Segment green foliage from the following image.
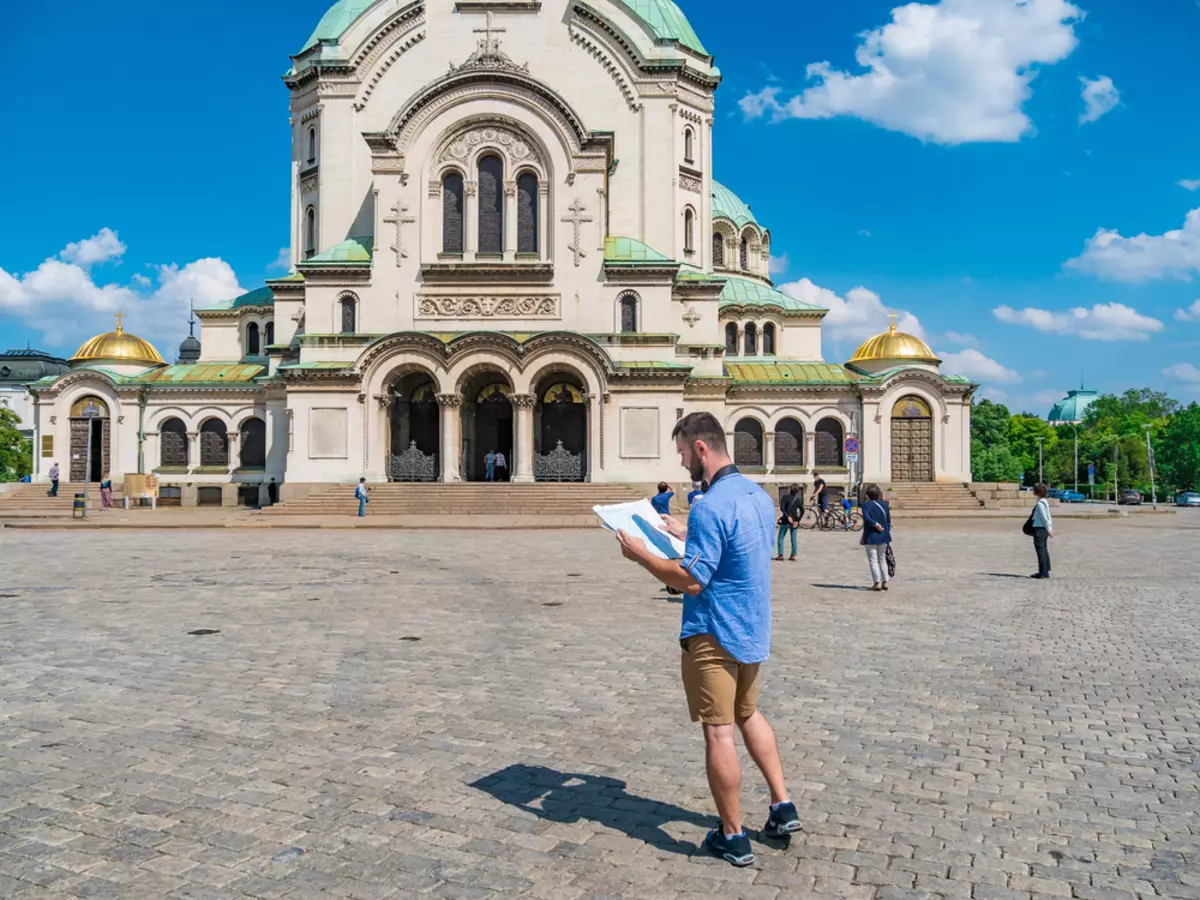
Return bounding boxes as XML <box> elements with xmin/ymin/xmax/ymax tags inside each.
<box><xmin>1158</xmin><ymin>403</ymin><xmax>1200</xmax><ymax>492</ymax></box>
<box><xmin>0</xmin><ymin>408</ymin><xmax>31</xmax><ymax>483</ymax></box>
<box><xmin>972</xmin><ymin>444</ymin><xmax>1024</xmax><ymax>483</ymax></box>
<box><xmin>1007</xmin><ymin>414</ymin><xmax>1058</xmax><ymax>482</ymax></box>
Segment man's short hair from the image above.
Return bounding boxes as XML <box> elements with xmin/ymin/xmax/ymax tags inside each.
<box><xmin>790</xmin><ymin>483</ymin><xmax>800</xmax><ymax>494</ymax></box>
<box><xmin>671</xmin><ymin>412</ymin><xmax>727</xmax><ymax>453</ymax></box>
<box><xmin>866</xmin><ymin>484</ymin><xmax>882</xmax><ymax>501</ymax></box>
<box><xmin>813</xmin><ymin>471</ymin><xmax>821</xmax><ymax>478</ymax></box>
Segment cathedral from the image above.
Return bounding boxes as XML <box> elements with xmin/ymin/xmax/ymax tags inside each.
<box><xmin>27</xmin><ymin>0</ymin><xmax>974</xmax><ymax>504</ymax></box>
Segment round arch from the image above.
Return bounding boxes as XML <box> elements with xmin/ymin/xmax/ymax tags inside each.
<box><xmin>733</xmin><ymin>416</ymin><xmax>766</xmax><ymax>468</ymax></box>
<box><xmin>773</xmin><ymin>417</ymin><xmax>805</xmax><ymax>468</ymax></box>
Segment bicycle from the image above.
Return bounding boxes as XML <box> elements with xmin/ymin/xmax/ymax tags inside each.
<box><xmin>821</xmin><ymin>509</ymin><xmax>864</xmax><ymax>532</ymax></box>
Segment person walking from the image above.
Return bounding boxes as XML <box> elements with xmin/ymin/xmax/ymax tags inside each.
<box><xmin>99</xmin><ymin>474</ymin><xmax>113</xmax><ymax>510</ymax></box>
<box><xmin>1030</xmin><ymin>483</ymin><xmax>1054</xmax><ymax>579</ymax></box>
<box><xmin>494</xmin><ymin>450</ymin><xmax>507</xmax><ymax>482</ymax></box>
<box><xmin>651</xmin><ymin>482</ymin><xmax>674</xmax><ymax>516</ymax></box>
<box><xmin>355</xmin><ymin>478</ymin><xmax>369</xmax><ymax>517</ymax></box>
<box><xmin>48</xmin><ymin>462</ymin><xmax>60</xmax><ymax>498</ymax></box>
<box><xmin>616</xmin><ymin>411</ymin><xmax>801</xmax><ymax>867</ymax></box>
<box><xmin>775</xmin><ymin>484</ymin><xmax>801</xmax><ymax>561</ymax></box>
<box><xmin>860</xmin><ymin>484</ymin><xmax>892</xmax><ymax>591</ymax></box>
<box><xmin>485</xmin><ymin>449</ymin><xmax>497</xmax><ymax>483</ymax></box>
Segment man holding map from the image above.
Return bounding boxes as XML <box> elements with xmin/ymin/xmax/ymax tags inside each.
<box><xmin>614</xmin><ymin>411</ymin><xmax>801</xmax><ymax>866</ymax></box>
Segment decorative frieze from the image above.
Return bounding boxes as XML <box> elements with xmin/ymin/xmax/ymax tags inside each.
<box><xmin>416</xmin><ymin>295</ymin><xmax>560</xmax><ymax>318</ymax></box>
<box><xmin>440</xmin><ymin>125</ymin><xmax>542</xmax><ymax>167</ymax></box>
<box><xmin>679</xmin><ymin>173</ymin><xmax>702</xmax><ymax>194</ymax></box>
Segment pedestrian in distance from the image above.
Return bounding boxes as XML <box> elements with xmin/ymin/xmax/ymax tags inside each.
<box><xmin>1029</xmin><ymin>483</ymin><xmax>1054</xmax><ymax>579</ymax></box>
<box><xmin>614</xmin><ymin>411</ymin><xmax>802</xmax><ymax>867</ymax></box>
<box><xmin>860</xmin><ymin>484</ymin><xmax>892</xmax><ymax>591</ymax></box>
<box><xmin>494</xmin><ymin>450</ymin><xmax>507</xmax><ymax>482</ymax></box>
<box><xmin>48</xmin><ymin>462</ymin><xmax>60</xmax><ymax>497</ymax></box>
<box><xmin>775</xmin><ymin>484</ymin><xmax>801</xmax><ymax>561</ymax></box>
<box><xmin>651</xmin><ymin>482</ymin><xmax>674</xmax><ymax>516</ymax></box>
<box><xmin>99</xmin><ymin>474</ymin><xmax>113</xmax><ymax>510</ymax></box>
<box><xmin>485</xmin><ymin>449</ymin><xmax>497</xmax><ymax>483</ymax></box>
<box><xmin>840</xmin><ymin>492</ymin><xmax>853</xmax><ymax>530</ymax></box>
<box><xmin>355</xmin><ymin>478</ymin><xmax>369</xmax><ymax>517</ymax></box>
<box><xmin>812</xmin><ymin>470</ymin><xmax>827</xmax><ymax>513</ymax></box>
<box><xmin>687</xmin><ymin>481</ymin><xmax>704</xmax><ymax>506</ymax></box>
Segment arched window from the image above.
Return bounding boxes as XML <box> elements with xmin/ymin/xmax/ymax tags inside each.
<box><xmin>246</xmin><ymin>323</ymin><xmax>260</xmax><ymax>358</ymax></box>
<box><xmin>304</xmin><ymin>207</ymin><xmax>316</xmax><ymax>260</ymax></box>
<box><xmin>774</xmin><ymin>418</ymin><xmax>804</xmax><ymax>467</ymax></box>
<box><xmin>199</xmin><ymin>419</ymin><xmax>229</xmax><ymax>468</ymax></box>
<box><xmin>733</xmin><ymin>418</ymin><xmax>764</xmax><ymax>467</ymax></box>
<box><xmin>264</xmin><ymin>321</ymin><xmax>275</xmax><ymax>348</ymax></box>
<box><xmin>684</xmin><ymin>209</ymin><xmax>695</xmax><ymax>254</ymax></box>
<box><xmin>340</xmin><ymin>294</ymin><xmax>357</xmax><ymax>334</ymax></box>
<box><xmin>239</xmin><ymin>418</ymin><xmax>266</xmax><ymax>469</ymax></box>
<box><xmin>477</xmin><ymin>154</ymin><xmax>503</xmax><ymax>255</ymax></box>
<box><xmin>442</xmin><ymin>172</ymin><xmax>464</xmax><ymax>254</ymax></box>
<box><xmin>744</xmin><ymin>322</ymin><xmax>757</xmax><ymax>356</ymax></box>
<box><xmin>619</xmin><ymin>292</ymin><xmax>638</xmax><ymax>333</ymax></box>
<box><xmin>684</xmin><ymin>127</ymin><xmax>695</xmax><ymax>163</ymax></box>
<box><xmin>712</xmin><ymin>232</ymin><xmax>725</xmax><ymax>268</ymax></box>
<box><xmin>815</xmin><ymin>417</ymin><xmax>844</xmax><ymax>467</ymax></box>
<box><xmin>307</xmin><ymin>127</ymin><xmax>317</xmax><ymax>164</ymax></box>
<box><xmin>160</xmin><ymin>418</ymin><xmax>188</xmax><ymax>469</ymax></box>
<box><xmin>763</xmin><ymin>323</ymin><xmax>776</xmax><ymax>356</ymax></box>
<box><xmin>740</xmin><ymin>235</ymin><xmax>749</xmax><ymax>270</ymax></box>
<box><xmin>517</xmin><ymin>172</ymin><xmax>539</xmax><ymax>254</ymax></box>
<box><xmin>725</xmin><ymin>322</ymin><xmax>738</xmax><ymax>356</ymax></box>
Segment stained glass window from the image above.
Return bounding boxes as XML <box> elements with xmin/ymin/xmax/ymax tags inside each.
<box><xmin>517</xmin><ymin>173</ymin><xmax>538</xmax><ymax>254</ymax></box>
<box><xmin>246</xmin><ymin>323</ymin><xmax>260</xmax><ymax>357</ymax></box>
<box><xmin>340</xmin><ymin>295</ymin><xmax>357</xmax><ymax>334</ymax></box>
<box><xmin>442</xmin><ymin>173</ymin><xmax>464</xmax><ymax>253</ymax></box>
<box><xmin>477</xmin><ymin>155</ymin><xmax>503</xmax><ymax>254</ymax></box>
<box><xmin>619</xmin><ymin>293</ymin><xmax>638</xmax><ymax>333</ymax></box>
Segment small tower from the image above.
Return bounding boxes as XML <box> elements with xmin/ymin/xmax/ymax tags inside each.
<box><xmin>177</xmin><ymin>300</ymin><xmax>201</xmax><ymax>364</ymax></box>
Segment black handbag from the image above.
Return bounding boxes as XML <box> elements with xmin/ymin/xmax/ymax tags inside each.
<box><xmin>1023</xmin><ymin>500</ymin><xmax>1040</xmax><ymax>536</ymax></box>
<box><xmin>885</xmin><ymin>543</ymin><xmax>896</xmax><ymax>577</ymax></box>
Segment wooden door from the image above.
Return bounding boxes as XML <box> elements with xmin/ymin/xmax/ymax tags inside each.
<box><xmin>891</xmin><ymin>417</ymin><xmax>933</xmax><ymax>482</ymax></box>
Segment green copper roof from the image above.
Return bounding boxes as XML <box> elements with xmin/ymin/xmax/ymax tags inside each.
<box><xmin>616</xmin><ymin>0</ymin><xmax>708</xmax><ymax>56</ymax></box>
<box><xmin>712</xmin><ymin>181</ymin><xmax>758</xmax><ymax>229</ymax></box>
<box><xmin>197</xmin><ymin>286</ymin><xmax>274</xmax><ymax>311</ymax></box>
<box><xmin>1048</xmin><ymin>389</ymin><xmax>1099</xmax><ymax>424</ymax></box>
<box><xmin>278</xmin><ymin>361</ymin><xmax>356</xmax><ymax>371</ymax></box>
<box><xmin>304</xmin><ymin>236</ymin><xmax>374</xmax><ymax>265</ymax></box>
<box><xmin>604</xmin><ymin>236</ymin><xmax>672</xmax><ymax>263</ymax></box>
<box><xmin>136</xmin><ymin>364</ymin><xmax>266</xmax><ymax>384</ymax></box>
<box><xmin>300</xmin><ymin>0</ymin><xmax>378</xmax><ymax>53</ymax></box>
<box><xmin>725</xmin><ymin>362</ymin><xmax>864</xmax><ymax>385</ymax></box>
<box><xmin>720</xmin><ymin>276</ymin><xmax>825</xmax><ymax>313</ymax></box>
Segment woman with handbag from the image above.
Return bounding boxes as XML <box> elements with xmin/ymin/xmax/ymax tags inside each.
<box><xmin>860</xmin><ymin>484</ymin><xmax>893</xmax><ymax>591</ymax></box>
<box><xmin>1027</xmin><ymin>483</ymin><xmax>1054</xmax><ymax>579</ymax></box>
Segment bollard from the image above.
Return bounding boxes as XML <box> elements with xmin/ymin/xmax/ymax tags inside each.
<box><xmin>72</xmin><ymin>493</ymin><xmax>87</xmax><ymax>519</ymax></box>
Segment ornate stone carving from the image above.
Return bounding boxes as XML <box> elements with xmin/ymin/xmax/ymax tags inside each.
<box><xmin>509</xmin><ymin>392</ymin><xmax>536</xmax><ymax>410</ymax></box>
<box><xmin>503</xmin><ymin>179</ymin><xmax>517</xmax><ymax>198</ymax></box>
<box><xmin>428</xmin><ymin>180</ymin><xmax>442</xmax><ymax>198</ymax></box>
<box><xmin>561</xmin><ymin>198</ymin><xmax>593</xmax><ymax>267</ymax></box>
<box><xmin>376</xmin><ymin>394</ymin><xmax>392</xmax><ymax>409</ymax></box>
<box><xmin>682</xmin><ymin>305</ymin><xmax>701</xmax><ymax>328</ymax></box>
<box><xmin>435</xmin><ymin>392</ymin><xmax>463</xmax><ymax>409</ymax></box>
<box><xmin>383</xmin><ymin>199</ymin><xmax>416</xmax><ymax>266</ymax></box>
<box><xmin>417</xmin><ymin>296</ymin><xmax>559</xmax><ymax>318</ymax></box>
<box><xmin>300</xmin><ymin>175</ymin><xmax>318</xmax><ymax>194</ymax></box>
<box><xmin>440</xmin><ymin>125</ymin><xmax>541</xmax><ymax>167</ymax></box>
<box><xmin>679</xmin><ymin>173</ymin><xmax>702</xmax><ymax>194</ymax></box>
<box><xmin>291</xmin><ymin>307</ymin><xmax>306</xmax><ymax>327</ymax></box>
<box><xmin>465</xmin><ymin>180</ymin><xmax>478</xmax><ymax>197</ymax></box>
<box><xmin>450</xmin><ymin>11</ymin><xmax>528</xmax><ymax>73</ymax></box>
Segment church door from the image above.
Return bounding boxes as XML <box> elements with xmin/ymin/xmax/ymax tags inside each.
<box><xmin>535</xmin><ymin>382</ymin><xmax>586</xmax><ymax>482</ymax></box>
<box><xmin>465</xmin><ymin>382</ymin><xmax>513</xmax><ymax>481</ymax></box>
<box><xmin>891</xmin><ymin>395</ymin><xmax>934</xmax><ymax>482</ymax></box>
<box><xmin>388</xmin><ymin>379</ymin><xmax>440</xmax><ymax>481</ymax></box>
<box><xmin>68</xmin><ymin>397</ymin><xmax>111</xmax><ymax>482</ymax></box>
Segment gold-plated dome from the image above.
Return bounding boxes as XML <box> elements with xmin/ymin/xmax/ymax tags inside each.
<box><xmin>71</xmin><ymin>313</ymin><xmax>165</xmax><ymax>367</ymax></box>
<box><xmin>848</xmin><ymin>316</ymin><xmax>940</xmax><ymax>365</ymax></box>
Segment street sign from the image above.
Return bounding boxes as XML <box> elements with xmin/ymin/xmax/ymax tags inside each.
<box><xmin>1087</xmin><ymin>463</ymin><xmax>1095</xmax><ymax>486</ymax></box>
<box><xmin>846</xmin><ymin>452</ymin><xmax>860</xmax><ymax>464</ymax></box>
<box><xmin>844</xmin><ymin>436</ymin><xmax>860</xmax><ymax>455</ymax></box>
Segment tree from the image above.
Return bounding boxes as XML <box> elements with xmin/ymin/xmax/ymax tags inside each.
<box><xmin>0</xmin><ymin>408</ymin><xmax>31</xmax><ymax>482</ymax></box>
<box><xmin>972</xmin><ymin>445</ymin><xmax>1024</xmax><ymax>483</ymax></box>
<box><xmin>970</xmin><ymin>399</ymin><xmax>1021</xmax><ymax>482</ymax></box>
<box><xmin>1158</xmin><ymin>403</ymin><xmax>1200</xmax><ymax>492</ymax></box>
<box><xmin>1007</xmin><ymin>414</ymin><xmax>1058</xmax><ymax>483</ymax></box>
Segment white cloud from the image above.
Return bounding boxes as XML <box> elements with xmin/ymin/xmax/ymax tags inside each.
<box><xmin>993</xmin><ymin>302</ymin><xmax>1164</xmax><ymax>341</ymax></box>
<box><xmin>268</xmin><ymin>247</ymin><xmax>291</xmax><ymax>271</ymax></box>
<box><xmin>0</xmin><ymin>230</ymin><xmax>243</xmax><ymax>349</ymax></box>
<box><xmin>980</xmin><ymin>387</ymin><xmax>1009</xmax><ymax>402</ymax></box>
<box><xmin>1078</xmin><ymin>75</ymin><xmax>1119</xmax><ymax>125</ymax></box>
<box><xmin>1066</xmin><ymin>208</ymin><xmax>1200</xmax><ymax>282</ymax></box>
<box><xmin>1163</xmin><ymin>362</ymin><xmax>1200</xmax><ymax>384</ymax></box>
<box><xmin>1179</xmin><ymin>179</ymin><xmax>1200</xmax><ymax>192</ymax></box>
<box><xmin>943</xmin><ymin>331</ymin><xmax>980</xmax><ymax>347</ymax></box>
<box><xmin>59</xmin><ymin>228</ymin><xmax>127</xmax><ymax>267</ymax></box>
<box><xmin>938</xmin><ymin>348</ymin><xmax>1022</xmax><ymax>383</ymax></box>
<box><xmin>1175</xmin><ymin>299</ymin><xmax>1200</xmax><ymax>321</ymax></box>
<box><xmin>739</xmin><ymin>0</ymin><xmax>1084</xmax><ymax>145</ymax></box>
<box><xmin>778</xmin><ymin>277</ymin><xmax>925</xmax><ymax>346</ymax></box>
<box><xmin>857</xmin><ymin>229</ymin><xmax>872</xmax><ymax>238</ymax></box>
<box><xmin>768</xmin><ymin>253</ymin><xmax>790</xmax><ymax>276</ymax></box>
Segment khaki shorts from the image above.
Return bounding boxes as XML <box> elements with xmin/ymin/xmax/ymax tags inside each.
<box><xmin>680</xmin><ymin>634</ymin><xmax>761</xmax><ymax>725</ymax></box>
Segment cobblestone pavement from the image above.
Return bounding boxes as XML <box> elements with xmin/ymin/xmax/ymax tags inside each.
<box><xmin>1</xmin><ymin>517</ymin><xmax>1197</xmax><ymax>900</ymax></box>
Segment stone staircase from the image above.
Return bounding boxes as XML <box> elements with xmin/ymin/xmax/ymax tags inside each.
<box><xmin>0</xmin><ymin>483</ymin><xmax>122</xmax><ymax>516</ymax></box>
<box><xmin>884</xmin><ymin>483</ymin><xmax>984</xmax><ymax>511</ymax></box>
<box><xmin>262</xmin><ymin>482</ymin><xmax>646</xmax><ymax>516</ymax></box>
<box><xmin>969</xmin><ymin>483</ymin><xmax>1060</xmax><ymax>510</ymax></box>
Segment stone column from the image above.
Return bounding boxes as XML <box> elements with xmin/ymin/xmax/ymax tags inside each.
<box><xmin>436</xmin><ymin>393</ymin><xmax>462</xmax><ymax>482</ymax></box>
<box><xmin>805</xmin><ymin>431</ymin><xmax>816</xmax><ymax>470</ymax></box>
<box><xmin>464</xmin><ymin>181</ymin><xmax>477</xmax><ymax>262</ymax></box>
<box><xmin>538</xmin><ymin>184</ymin><xmax>550</xmax><ymax>261</ymax></box>
<box><xmin>187</xmin><ymin>432</ymin><xmax>199</xmax><ymax>470</ymax></box>
<box><xmin>144</xmin><ymin>431</ymin><xmax>159</xmax><ymax>471</ymax></box>
<box><xmin>510</xmin><ymin>393</ymin><xmax>536</xmax><ymax>483</ymax></box>
<box><xmin>764</xmin><ymin>431</ymin><xmax>775</xmax><ymax>472</ymax></box>
<box><xmin>503</xmin><ymin>180</ymin><xmax>517</xmax><ymax>262</ymax></box>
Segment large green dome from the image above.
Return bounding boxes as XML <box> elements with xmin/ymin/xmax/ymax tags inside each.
<box><xmin>712</xmin><ymin>181</ymin><xmax>759</xmax><ymax>230</ymax></box>
<box><xmin>299</xmin><ymin>0</ymin><xmax>708</xmax><ymax>56</ymax></box>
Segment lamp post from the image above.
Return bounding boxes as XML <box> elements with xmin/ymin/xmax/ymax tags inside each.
<box><xmin>1145</xmin><ymin>424</ymin><xmax>1157</xmax><ymax>510</ymax></box>
<box><xmin>1036</xmin><ymin>436</ymin><xmax>1045</xmax><ymax>485</ymax></box>
<box><xmin>1072</xmin><ymin>423</ymin><xmax>1079</xmax><ymax>494</ymax></box>
<box><xmin>81</xmin><ymin>401</ymin><xmax>101</xmax><ymax>518</ymax></box>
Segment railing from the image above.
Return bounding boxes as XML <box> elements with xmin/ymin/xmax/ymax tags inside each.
<box><xmin>534</xmin><ymin>440</ymin><xmax>584</xmax><ymax>482</ymax></box>
<box><xmin>389</xmin><ymin>441</ymin><xmax>438</xmax><ymax>482</ymax></box>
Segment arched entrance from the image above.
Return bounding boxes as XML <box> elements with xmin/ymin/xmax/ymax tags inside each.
<box><xmin>534</xmin><ymin>376</ymin><xmax>587</xmax><ymax>481</ymax></box>
<box><xmin>387</xmin><ymin>372</ymin><xmax>440</xmax><ymax>481</ymax></box>
<box><xmin>891</xmin><ymin>395</ymin><xmax>934</xmax><ymax>482</ymax></box>
<box><xmin>461</xmin><ymin>372</ymin><xmax>513</xmax><ymax>481</ymax></box>
<box><xmin>69</xmin><ymin>396</ymin><xmax>111</xmax><ymax>482</ymax></box>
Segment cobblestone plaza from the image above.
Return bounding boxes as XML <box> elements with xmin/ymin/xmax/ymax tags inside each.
<box><xmin>1</xmin><ymin>518</ymin><xmax>1197</xmax><ymax>899</ymax></box>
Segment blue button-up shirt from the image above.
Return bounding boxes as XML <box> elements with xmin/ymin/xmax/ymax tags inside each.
<box><xmin>679</xmin><ymin>469</ymin><xmax>775</xmax><ymax>663</ymax></box>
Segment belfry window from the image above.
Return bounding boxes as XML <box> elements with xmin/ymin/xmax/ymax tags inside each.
<box><xmin>744</xmin><ymin>322</ymin><xmax>757</xmax><ymax>356</ymax></box>
<box><xmin>740</xmin><ymin>235</ymin><xmax>749</xmax><ymax>271</ymax></box>
<box><xmin>517</xmin><ymin>172</ymin><xmax>539</xmax><ymax>254</ymax></box>
<box><xmin>442</xmin><ymin>172</ymin><xmax>464</xmax><ymax>254</ymax></box>
<box><xmin>684</xmin><ymin>127</ymin><xmax>695</xmax><ymax>163</ymax></box>
<box><xmin>477</xmin><ymin>154</ymin><xmax>503</xmax><ymax>255</ymax></box>
<box><xmin>619</xmin><ymin>292</ymin><xmax>639</xmax><ymax>333</ymax></box>
<box><xmin>684</xmin><ymin>209</ymin><xmax>695</xmax><ymax>255</ymax></box>
<box><xmin>763</xmin><ymin>323</ymin><xmax>776</xmax><ymax>356</ymax></box>
<box><xmin>264</xmin><ymin>321</ymin><xmax>275</xmax><ymax>348</ymax></box>
<box><xmin>246</xmin><ymin>323</ymin><xmax>261</xmax><ymax>357</ymax></box>
<box><xmin>307</xmin><ymin>127</ymin><xmax>317</xmax><ymax>164</ymax></box>
<box><xmin>713</xmin><ymin>232</ymin><xmax>724</xmax><ymax>268</ymax></box>
<box><xmin>304</xmin><ymin>207</ymin><xmax>316</xmax><ymax>260</ymax></box>
<box><xmin>725</xmin><ymin>322</ymin><xmax>738</xmax><ymax>356</ymax></box>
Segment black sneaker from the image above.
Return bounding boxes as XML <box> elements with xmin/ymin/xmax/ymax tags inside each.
<box><xmin>704</xmin><ymin>827</ymin><xmax>755</xmax><ymax>866</ymax></box>
<box><xmin>762</xmin><ymin>801</ymin><xmax>802</xmax><ymax>838</ymax></box>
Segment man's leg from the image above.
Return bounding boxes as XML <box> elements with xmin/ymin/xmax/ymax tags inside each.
<box><xmin>736</xmin><ymin>711</ymin><xmax>789</xmax><ymax>805</ymax></box>
<box><xmin>775</xmin><ymin>525</ymin><xmax>785</xmax><ymax>558</ymax></box>
<box><xmin>702</xmin><ymin>724</ymin><xmax>743</xmax><ymax>834</ymax></box>
<box><xmin>789</xmin><ymin>525</ymin><xmax>798</xmax><ymax>558</ymax></box>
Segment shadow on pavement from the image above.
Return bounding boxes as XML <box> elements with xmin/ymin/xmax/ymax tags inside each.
<box><xmin>983</xmin><ymin>573</ymin><xmax>1026</xmax><ymax>578</ymax></box>
<box><xmin>470</xmin><ymin>764</ymin><xmax>711</xmax><ymax>856</ymax></box>
<box><xmin>811</xmin><ymin>583</ymin><xmax>871</xmax><ymax>591</ymax></box>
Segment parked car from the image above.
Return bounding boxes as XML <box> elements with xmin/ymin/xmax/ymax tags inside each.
<box><xmin>1059</xmin><ymin>489</ymin><xmax>1087</xmax><ymax>503</ymax></box>
<box><xmin>1047</xmin><ymin>488</ymin><xmax>1064</xmax><ymax>499</ymax></box>
<box><xmin>1176</xmin><ymin>491</ymin><xmax>1200</xmax><ymax>507</ymax></box>
<box><xmin>1119</xmin><ymin>489</ymin><xmax>1143</xmax><ymax>505</ymax></box>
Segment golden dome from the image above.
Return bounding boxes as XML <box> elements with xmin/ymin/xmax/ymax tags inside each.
<box><xmin>71</xmin><ymin>314</ymin><xmax>165</xmax><ymax>367</ymax></box>
<box><xmin>848</xmin><ymin>316</ymin><xmax>940</xmax><ymax>365</ymax></box>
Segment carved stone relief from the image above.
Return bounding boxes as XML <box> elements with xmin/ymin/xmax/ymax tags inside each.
<box><xmin>416</xmin><ymin>296</ymin><xmax>560</xmax><ymax>318</ymax></box>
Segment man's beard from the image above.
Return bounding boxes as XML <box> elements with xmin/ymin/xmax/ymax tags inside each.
<box><xmin>687</xmin><ymin>450</ymin><xmax>705</xmax><ymax>483</ymax></box>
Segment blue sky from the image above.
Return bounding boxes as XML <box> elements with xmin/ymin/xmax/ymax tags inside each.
<box><xmin>3</xmin><ymin>0</ymin><xmax>1199</xmax><ymax>414</ymax></box>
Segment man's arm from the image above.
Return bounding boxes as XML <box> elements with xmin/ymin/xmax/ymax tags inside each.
<box><xmin>617</xmin><ymin>531</ymin><xmax>703</xmax><ymax>595</ymax></box>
